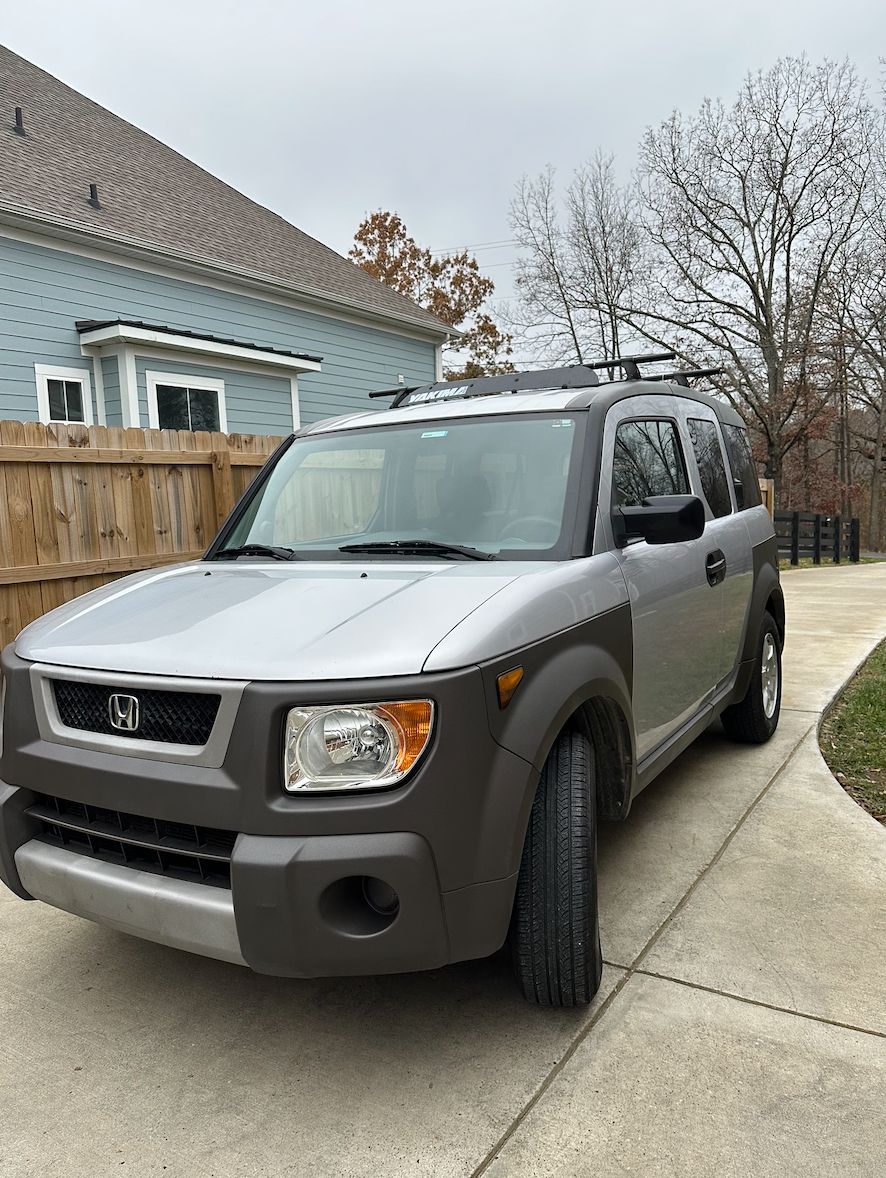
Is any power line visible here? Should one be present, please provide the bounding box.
[430,238,517,255]
[431,238,515,252]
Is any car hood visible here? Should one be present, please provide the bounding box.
[14,560,526,681]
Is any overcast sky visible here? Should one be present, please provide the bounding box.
[4,0,884,304]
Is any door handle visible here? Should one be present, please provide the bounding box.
[705,549,727,587]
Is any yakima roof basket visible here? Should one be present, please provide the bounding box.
[369,352,721,407]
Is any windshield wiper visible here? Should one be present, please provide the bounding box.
[338,540,496,561]
[210,543,300,562]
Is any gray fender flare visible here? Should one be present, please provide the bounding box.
[741,545,785,663]
[722,539,784,711]
[480,607,637,872]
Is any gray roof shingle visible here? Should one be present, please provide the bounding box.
[0,45,450,337]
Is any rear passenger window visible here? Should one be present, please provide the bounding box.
[687,418,732,518]
[722,424,762,510]
[612,419,689,506]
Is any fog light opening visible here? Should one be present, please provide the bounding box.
[318,875,400,936]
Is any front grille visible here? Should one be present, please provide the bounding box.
[26,793,236,888]
[52,680,221,745]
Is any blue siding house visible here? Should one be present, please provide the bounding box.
[0,46,448,435]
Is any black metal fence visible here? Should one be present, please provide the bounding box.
[774,512,861,565]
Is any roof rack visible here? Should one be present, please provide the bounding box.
[645,366,724,386]
[369,352,679,408]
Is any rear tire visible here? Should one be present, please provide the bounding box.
[721,610,782,744]
[509,729,602,1007]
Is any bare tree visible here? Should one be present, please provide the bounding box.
[623,57,875,499]
[823,210,886,547]
[508,154,641,365]
[846,136,886,549]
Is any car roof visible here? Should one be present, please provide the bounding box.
[300,379,747,436]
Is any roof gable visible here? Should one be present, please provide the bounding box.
[0,44,450,337]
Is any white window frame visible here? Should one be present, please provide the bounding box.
[145,370,228,433]
[34,364,94,426]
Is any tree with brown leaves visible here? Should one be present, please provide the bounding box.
[350,211,513,380]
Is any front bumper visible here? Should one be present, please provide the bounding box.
[3,789,517,976]
[0,648,534,977]
[11,827,519,975]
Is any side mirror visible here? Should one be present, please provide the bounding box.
[613,494,706,547]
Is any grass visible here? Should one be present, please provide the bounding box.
[820,640,886,824]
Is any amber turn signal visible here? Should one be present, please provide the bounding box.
[496,666,524,710]
[377,700,434,772]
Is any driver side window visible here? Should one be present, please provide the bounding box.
[612,419,689,507]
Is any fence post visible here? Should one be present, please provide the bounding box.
[850,517,860,563]
[790,511,800,566]
[813,514,822,565]
[758,478,775,516]
[210,448,234,532]
[832,514,841,564]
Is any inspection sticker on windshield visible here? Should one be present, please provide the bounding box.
[552,419,574,428]
[421,430,449,438]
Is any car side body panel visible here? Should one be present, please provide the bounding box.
[669,395,755,685]
[594,393,727,761]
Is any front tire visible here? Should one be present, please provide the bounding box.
[509,729,602,1006]
[721,610,782,744]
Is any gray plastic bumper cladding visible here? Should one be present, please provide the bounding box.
[0,645,532,976]
[232,831,464,977]
[15,839,246,965]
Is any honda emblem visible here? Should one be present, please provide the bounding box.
[108,693,140,733]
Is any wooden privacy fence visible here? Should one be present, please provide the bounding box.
[0,421,282,649]
[774,511,861,566]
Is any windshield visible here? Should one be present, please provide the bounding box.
[220,413,585,560]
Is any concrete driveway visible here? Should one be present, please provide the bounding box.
[1,564,885,1177]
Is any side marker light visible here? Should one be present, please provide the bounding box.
[496,666,524,710]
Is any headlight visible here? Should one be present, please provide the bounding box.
[283,700,434,793]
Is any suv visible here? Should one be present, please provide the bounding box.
[0,354,784,1007]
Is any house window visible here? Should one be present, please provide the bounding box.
[156,384,220,432]
[34,364,94,426]
[146,371,227,433]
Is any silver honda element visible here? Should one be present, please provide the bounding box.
[0,353,784,1006]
